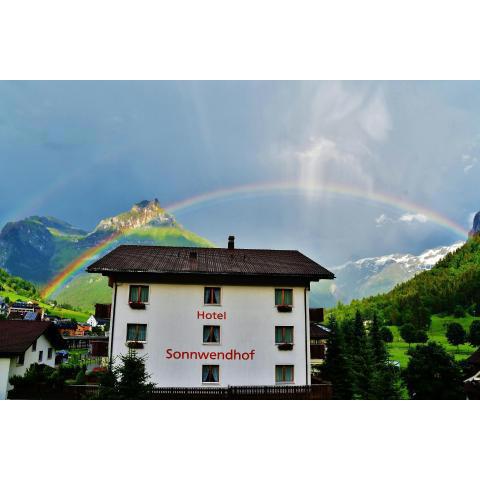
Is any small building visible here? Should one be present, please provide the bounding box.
[55,320,77,336]
[87,237,334,388]
[86,315,98,327]
[464,348,480,399]
[9,301,44,320]
[0,297,8,316]
[0,320,65,399]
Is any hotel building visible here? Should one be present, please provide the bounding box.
[87,236,334,387]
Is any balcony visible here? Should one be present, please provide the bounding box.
[310,344,326,360]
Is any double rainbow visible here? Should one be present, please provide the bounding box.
[40,180,469,299]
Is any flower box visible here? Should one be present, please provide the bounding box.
[126,341,144,349]
[129,302,146,310]
[276,305,292,312]
[278,343,294,351]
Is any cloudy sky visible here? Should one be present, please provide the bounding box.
[0,81,479,266]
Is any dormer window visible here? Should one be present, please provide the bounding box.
[204,287,221,305]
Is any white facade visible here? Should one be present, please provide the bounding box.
[0,334,56,400]
[110,282,311,387]
[87,315,98,327]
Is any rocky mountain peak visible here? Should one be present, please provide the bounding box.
[94,199,176,232]
[469,211,480,237]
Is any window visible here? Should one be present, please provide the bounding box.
[275,326,294,344]
[38,351,43,363]
[275,365,294,383]
[203,326,220,344]
[32,339,37,352]
[275,288,293,306]
[126,324,147,342]
[17,353,25,366]
[204,287,221,305]
[129,285,149,303]
[47,347,53,359]
[202,365,219,383]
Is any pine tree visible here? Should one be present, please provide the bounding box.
[368,313,402,399]
[115,350,155,399]
[349,310,374,398]
[97,351,156,399]
[370,313,387,364]
[322,316,354,399]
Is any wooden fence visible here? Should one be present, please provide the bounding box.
[9,383,332,400]
[149,384,332,400]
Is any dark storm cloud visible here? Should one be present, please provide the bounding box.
[0,81,478,266]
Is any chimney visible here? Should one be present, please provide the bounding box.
[228,235,235,249]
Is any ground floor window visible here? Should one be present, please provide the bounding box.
[126,324,147,342]
[129,285,149,303]
[47,347,53,359]
[275,365,294,383]
[38,351,43,363]
[275,326,294,344]
[203,325,220,344]
[202,365,219,383]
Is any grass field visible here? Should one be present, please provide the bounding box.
[388,314,477,367]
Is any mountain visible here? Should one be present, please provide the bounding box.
[328,215,480,328]
[0,216,87,283]
[470,211,480,236]
[0,199,214,309]
[310,242,465,308]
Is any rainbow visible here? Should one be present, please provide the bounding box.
[40,180,470,299]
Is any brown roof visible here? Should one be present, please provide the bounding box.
[467,348,480,367]
[86,245,335,280]
[0,320,65,356]
[310,322,330,339]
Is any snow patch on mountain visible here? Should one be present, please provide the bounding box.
[334,242,464,275]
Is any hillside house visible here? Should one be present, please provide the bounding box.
[87,236,334,388]
[8,301,43,320]
[0,320,65,399]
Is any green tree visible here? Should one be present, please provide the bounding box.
[379,326,393,343]
[468,320,480,347]
[369,313,386,365]
[115,350,155,399]
[446,322,467,351]
[322,316,354,399]
[350,311,373,398]
[403,342,464,399]
[368,313,401,399]
[399,323,417,346]
[415,330,428,343]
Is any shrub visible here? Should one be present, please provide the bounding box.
[379,326,393,343]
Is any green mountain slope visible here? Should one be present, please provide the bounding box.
[329,235,480,329]
[0,268,88,322]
